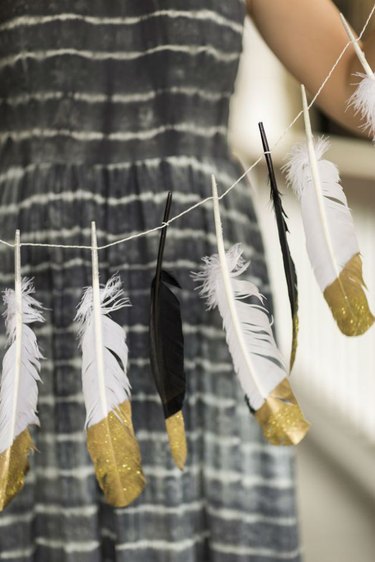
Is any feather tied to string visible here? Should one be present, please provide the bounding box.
[259,122,299,371]
[191,176,310,446]
[74,223,145,507]
[284,86,374,336]
[340,13,375,139]
[150,193,187,470]
[0,232,45,511]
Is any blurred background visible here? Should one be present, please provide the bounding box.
[228,2,375,561]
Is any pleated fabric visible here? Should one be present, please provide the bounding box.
[0,1,302,561]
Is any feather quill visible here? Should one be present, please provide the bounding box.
[259,122,299,371]
[340,13,375,139]
[0,232,45,510]
[191,176,310,446]
[74,222,145,507]
[150,193,187,470]
[284,86,374,335]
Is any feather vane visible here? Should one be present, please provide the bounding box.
[0,277,44,510]
[193,244,285,408]
[348,72,375,139]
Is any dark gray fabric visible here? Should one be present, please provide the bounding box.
[0,1,302,560]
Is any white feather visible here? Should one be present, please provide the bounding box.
[283,137,359,291]
[348,72,375,139]
[192,242,286,412]
[74,273,132,428]
[0,277,44,454]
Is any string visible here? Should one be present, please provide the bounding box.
[1,3,374,252]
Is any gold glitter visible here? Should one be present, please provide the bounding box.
[87,400,146,507]
[290,313,299,372]
[165,411,187,470]
[0,429,34,511]
[324,253,374,336]
[255,378,310,446]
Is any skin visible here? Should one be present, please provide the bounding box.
[247,0,375,137]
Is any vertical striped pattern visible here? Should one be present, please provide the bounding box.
[0,1,301,561]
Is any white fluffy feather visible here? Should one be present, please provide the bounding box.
[74,273,132,428]
[283,137,359,291]
[192,244,286,411]
[348,72,375,139]
[0,277,44,453]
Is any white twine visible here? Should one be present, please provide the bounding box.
[1,2,374,253]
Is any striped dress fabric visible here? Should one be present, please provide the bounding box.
[0,1,302,561]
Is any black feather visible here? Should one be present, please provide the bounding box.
[149,193,185,418]
[258,122,299,370]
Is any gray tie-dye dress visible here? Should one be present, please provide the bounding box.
[0,1,302,561]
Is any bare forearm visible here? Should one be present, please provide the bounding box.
[248,0,375,138]
[360,32,375,75]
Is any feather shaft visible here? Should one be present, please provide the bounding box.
[301,86,340,281]
[259,123,299,371]
[91,223,110,421]
[155,194,171,285]
[340,13,374,79]
[150,194,187,469]
[12,231,23,454]
[211,176,267,399]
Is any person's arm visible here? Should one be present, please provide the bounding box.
[247,0,375,136]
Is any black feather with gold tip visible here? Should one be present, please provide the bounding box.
[149,192,187,470]
[259,122,299,371]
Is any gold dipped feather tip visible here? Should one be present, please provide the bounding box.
[87,400,145,507]
[0,429,34,511]
[323,253,374,336]
[165,411,187,470]
[255,379,310,446]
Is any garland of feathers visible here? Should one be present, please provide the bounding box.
[0,20,374,508]
[0,148,373,510]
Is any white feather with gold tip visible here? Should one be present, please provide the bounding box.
[191,176,310,446]
[0,274,45,511]
[284,86,374,335]
[74,222,145,507]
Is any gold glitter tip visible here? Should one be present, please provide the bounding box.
[289,313,299,372]
[324,253,374,336]
[255,378,310,446]
[0,429,34,511]
[165,411,187,470]
[87,400,146,507]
